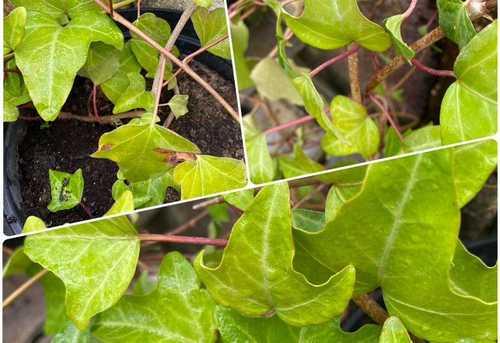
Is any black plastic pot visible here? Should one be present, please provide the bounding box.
[3,8,234,235]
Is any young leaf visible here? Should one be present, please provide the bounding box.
[192,8,230,59]
[166,94,189,119]
[47,169,84,212]
[12,0,124,121]
[278,144,324,179]
[250,58,304,105]
[173,155,247,200]
[4,7,26,55]
[93,252,217,343]
[224,189,255,211]
[440,21,497,144]
[379,317,412,343]
[79,42,121,85]
[195,183,355,326]
[284,0,391,51]
[437,0,476,48]
[22,215,47,233]
[244,116,275,184]
[231,21,254,90]
[130,13,172,78]
[112,72,154,114]
[294,150,497,341]
[105,190,134,216]
[24,217,140,329]
[92,114,200,182]
[321,96,380,159]
[385,15,415,61]
[4,60,31,122]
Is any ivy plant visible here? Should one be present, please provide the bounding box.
[230,0,497,184]
[4,0,247,222]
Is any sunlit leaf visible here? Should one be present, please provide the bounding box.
[52,323,94,343]
[192,7,230,59]
[4,7,26,55]
[24,217,140,329]
[224,189,255,211]
[12,0,123,121]
[105,190,134,216]
[112,72,154,114]
[93,252,217,342]
[194,0,213,8]
[3,247,35,278]
[437,0,476,48]
[92,114,200,182]
[441,21,497,144]
[22,216,47,233]
[47,169,84,212]
[278,144,324,179]
[379,317,412,343]
[174,155,247,199]
[79,42,120,85]
[195,183,355,326]
[4,59,31,122]
[244,116,275,184]
[166,94,189,119]
[385,15,415,61]
[284,0,391,51]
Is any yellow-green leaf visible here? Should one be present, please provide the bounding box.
[192,7,230,59]
[47,169,84,212]
[4,7,26,55]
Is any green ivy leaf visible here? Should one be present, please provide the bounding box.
[224,189,255,211]
[385,15,415,61]
[22,215,47,233]
[195,183,355,326]
[441,21,497,144]
[101,42,142,104]
[174,155,247,200]
[130,13,172,78]
[192,8,230,59]
[105,190,134,216]
[251,58,304,105]
[321,96,380,158]
[132,271,157,296]
[231,21,254,90]
[194,0,213,8]
[379,317,412,343]
[4,7,26,55]
[52,323,94,343]
[4,59,31,122]
[112,72,154,114]
[278,144,324,179]
[217,307,381,342]
[112,171,174,209]
[47,169,84,212]
[12,0,124,121]
[92,114,200,182]
[24,217,140,329]
[244,116,275,184]
[166,94,189,119]
[292,209,325,232]
[93,252,217,343]
[399,125,441,153]
[79,42,120,85]
[284,0,391,51]
[3,247,35,278]
[437,0,476,48]
[294,149,497,341]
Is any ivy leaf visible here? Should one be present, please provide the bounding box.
[192,8,230,59]
[52,323,94,343]
[194,0,213,8]
[321,96,380,159]
[294,150,497,341]
[278,144,324,179]
[79,42,120,85]
[93,252,217,343]
[132,271,157,296]
[4,7,26,55]
[399,125,441,153]
[24,217,140,329]
[4,60,31,122]
[437,0,476,48]
[22,215,47,233]
[379,317,412,343]
[101,42,142,104]
[112,172,174,209]
[112,72,154,114]
[292,209,324,232]
[231,21,254,90]
[244,116,275,184]
[195,183,355,326]
[166,94,189,119]
[12,0,123,121]
[173,155,247,200]
[92,114,200,182]
[441,21,497,144]
[284,0,391,51]
[224,189,255,211]
[3,247,36,278]
[385,15,415,61]
[47,169,84,212]
[105,190,134,216]
[130,13,172,78]
[217,307,381,342]
[251,58,304,105]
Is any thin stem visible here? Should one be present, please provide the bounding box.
[94,0,240,122]
[352,294,389,325]
[152,2,197,117]
[92,84,100,118]
[139,234,227,247]
[192,197,224,210]
[369,94,404,141]
[310,45,360,78]
[411,58,455,78]
[169,210,210,235]
[20,111,144,124]
[3,269,48,308]
[112,0,136,9]
[402,0,418,19]
[347,45,362,103]
[264,115,315,135]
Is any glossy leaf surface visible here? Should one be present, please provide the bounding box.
[47,169,84,212]
[379,317,412,343]
[437,0,476,48]
[4,7,26,55]
[4,60,31,122]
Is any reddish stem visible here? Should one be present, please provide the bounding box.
[264,115,316,135]
[139,234,227,247]
[310,45,360,77]
[411,59,456,78]
[402,0,418,19]
[369,94,404,141]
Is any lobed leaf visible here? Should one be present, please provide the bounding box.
[384,15,415,61]
[79,42,120,85]
[105,190,134,216]
[278,144,324,179]
[224,189,255,211]
[112,172,174,209]
[437,0,476,48]
[24,217,140,329]
[112,73,154,114]
[192,8,231,59]
[379,317,412,343]
[244,116,275,184]
[4,59,31,122]
[4,7,26,55]
[195,183,355,326]
[47,169,84,213]
[166,94,189,119]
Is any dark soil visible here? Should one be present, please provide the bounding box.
[14,59,240,229]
